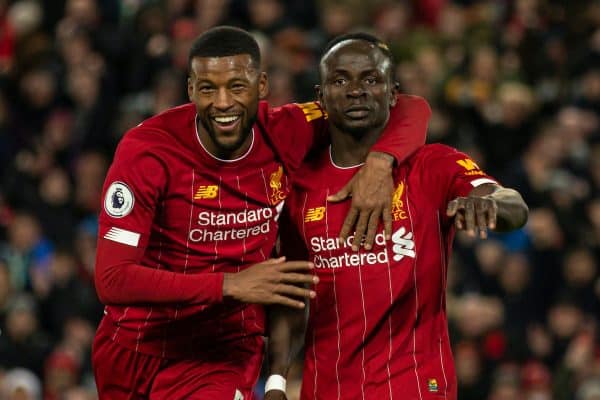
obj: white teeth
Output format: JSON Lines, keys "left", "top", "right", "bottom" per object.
{"left": 213, "top": 116, "right": 239, "bottom": 124}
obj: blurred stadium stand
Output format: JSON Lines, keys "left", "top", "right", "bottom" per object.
{"left": 0, "top": 0, "right": 598, "bottom": 399}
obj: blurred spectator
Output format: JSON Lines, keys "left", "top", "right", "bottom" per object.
{"left": 0, "top": 367, "right": 42, "bottom": 400}
{"left": 0, "top": 0, "right": 596, "bottom": 397}
{"left": 0, "top": 258, "right": 13, "bottom": 330}
{"left": 0, "top": 294, "right": 51, "bottom": 377}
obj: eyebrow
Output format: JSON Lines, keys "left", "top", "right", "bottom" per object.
{"left": 331, "top": 68, "right": 380, "bottom": 75}
{"left": 193, "top": 76, "right": 252, "bottom": 84}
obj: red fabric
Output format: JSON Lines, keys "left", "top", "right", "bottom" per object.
{"left": 282, "top": 135, "right": 497, "bottom": 399}
{"left": 93, "top": 318, "right": 264, "bottom": 399}
{"left": 95, "top": 238, "right": 224, "bottom": 306}
{"left": 0, "top": 17, "right": 15, "bottom": 61}
{"left": 371, "top": 95, "right": 431, "bottom": 163}
{"left": 94, "top": 102, "right": 300, "bottom": 357}
{"left": 94, "top": 96, "right": 428, "bottom": 358}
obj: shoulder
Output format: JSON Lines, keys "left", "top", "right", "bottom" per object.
{"left": 136, "top": 103, "right": 196, "bottom": 133}
{"left": 118, "top": 104, "right": 196, "bottom": 154}
{"left": 291, "top": 148, "right": 329, "bottom": 187}
{"left": 408, "top": 143, "right": 461, "bottom": 165}
{"left": 395, "top": 94, "right": 431, "bottom": 116}
{"left": 258, "top": 100, "right": 326, "bottom": 125}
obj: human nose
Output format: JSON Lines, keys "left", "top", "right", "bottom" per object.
{"left": 346, "top": 80, "right": 365, "bottom": 98}
{"left": 213, "top": 88, "right": 234, "bottom": 110}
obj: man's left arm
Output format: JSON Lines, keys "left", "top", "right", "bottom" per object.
{"left": 446, "top": 184, "right": 529, "bottom": 239}
{"left": 265, "top": 96, "right": 430, "bottom": 250}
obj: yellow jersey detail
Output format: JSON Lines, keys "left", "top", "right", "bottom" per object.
{"left": 305, "top": 207, "right": 325, "bottom": 222}
{"left": 296, "top": 102, "right": 326, "bottom": 122}
{"left": 194, "top": 185, "right": 218, "bottom": 200}
{"left": 391, "top": 182, "right": 408, "bottom": 220}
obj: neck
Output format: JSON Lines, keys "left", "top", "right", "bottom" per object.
{"left": 329, "top": 124, "right": 385, "bottom": 167}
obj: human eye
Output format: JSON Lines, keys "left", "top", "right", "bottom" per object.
{"left": 230, "top": 82, "right": 247, "bottom": 93}
{"left": 365, "top": 76, "right": 377, "bottom": 85}
{"left": 198, "top": 85, "right": 215, "bottom": 94}
{"left": 334, "top": 77, "right": 347, "bottom": 86}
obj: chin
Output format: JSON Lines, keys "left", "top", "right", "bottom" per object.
{"left": 215, "top": 138, "right": 244, "bottom": 152}
{"left": 216, "top": 130, "right": 253, "bottom": 152}
{"left": 342, "top": 121, "right": 374, "bottom": 134}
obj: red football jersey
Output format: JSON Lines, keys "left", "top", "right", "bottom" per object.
{"left": 94, "top": 98, "right": 427, "bottom": 358}
{"left": 282, "top": 143, "right": 498, "bottom": 400}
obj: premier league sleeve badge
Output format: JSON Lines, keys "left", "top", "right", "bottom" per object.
{"left": 104, "top": 181, "right": 135, "bottom": 218}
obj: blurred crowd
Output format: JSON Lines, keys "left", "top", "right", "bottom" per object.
{"left": 0, "top": 0, "right": 598, "bottom": 399}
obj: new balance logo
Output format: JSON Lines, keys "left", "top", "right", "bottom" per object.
{"left": 194, "top": 185, "right": 218, "bottom": 199}
{"left": 305, "top": 207, "right": 325, "bottom": 222}
{"left": 391, "top": 227, "right": 415, "bottom": 261}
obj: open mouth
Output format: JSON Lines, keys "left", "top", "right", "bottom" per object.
{"left": 344, "top": 106, "right": 370, "bottom": 119}
{"left": 211, "top": 115, "right": 241, "bottom": 130}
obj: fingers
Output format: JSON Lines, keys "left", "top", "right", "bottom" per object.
{"left": 464, "top": 199, "right": 476, "bottom": 237}
{"left": 339, "top": 207, "right": 358, "bottom": 242}
{"left": 275, "top": 283, "right": 316, "bottom": 299}
{"left": 363, "top": 209, "right": 381, "bottom": 250}
{"left": 487, "top": 201, "right": 498, "bottom": 230}
{"left": 277, "top": 261, "right": 314, "bottom": 272}
{"left": 475, "top": 202, "right": 487, "bottom": 239}
{"left": 263, "top": 257, "right": 286, "bottom": 264}
{"left": 454, "top": 213, "right": 465, "bottom": 230}
{"left": 270, "top": 294, "right": 306, "bottom": 309}
{"left": 351, "top": 212, "right": 370, "bottom": 251}
{"left": 449, "top": 197, "right": 498, "bottom": 239}
{"left": 383, "top": 203, "right": 392, "bottom": 240}
{"left": 447, "top": 199, "right": 459, "bottom": 217}
{"left": 327, "top": 181, "right": 352, "bottom": 203}
{"left": 278, "top": 272, "right": 319, "bottom": 285}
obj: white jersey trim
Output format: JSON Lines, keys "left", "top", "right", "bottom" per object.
{"left": 328, "top": 146, "right": 364, "bottom": 170}
{"left": 103, "top": 227, "right": 141, "bottom": 247}
{"left": 470, "top": 178, "right": 496, "bottom": 187}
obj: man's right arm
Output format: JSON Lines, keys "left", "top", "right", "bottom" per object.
{"left": 96, "top": 243, "right": 317, "bottom": 307}
{"left": 94, "top": 136, "right": 227, "bottom": 306}
{"left": 95, "top": 134, "right": 316, "bottom": 308}
{"left": 95, "top": 239, "right": 224, "bottom": 305}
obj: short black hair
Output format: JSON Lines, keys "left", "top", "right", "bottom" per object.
{"left": 188, "top": 26, "right": 261, "bottom": 71}
{"left": 320, "top": 32, "right": 395, "bottom": 78}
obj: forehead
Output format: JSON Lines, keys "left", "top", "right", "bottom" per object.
{"left": 322, "top": 40, "right": 389, "bottom": 73}
{"left": 190, "top": 54, "right": 256, "bottom": 79}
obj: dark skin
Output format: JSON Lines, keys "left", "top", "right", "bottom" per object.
{"left": 447, "top": 183, "right": 528, "bottom": 238}
{"left": 265, "top": 39, "right": 400, "bottom": 400}
{"left": 321, "top": 41, "right": 397, "bottom": 250}
{"left": 187, "top": 54, "right": 400, "bottom": 309}
{"left": 188, "top": 56, "right": 267, "bottom": 159}
{"left": 265, "top": 39, "right": 528, "bottom": 399}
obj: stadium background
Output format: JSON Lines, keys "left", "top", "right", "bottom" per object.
{"left": 0, "top": 0, "right": 598, "bottom": 399}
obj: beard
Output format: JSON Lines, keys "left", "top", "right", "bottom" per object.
{"left": 198, "top": 112, "right": 258, "bottom": 153}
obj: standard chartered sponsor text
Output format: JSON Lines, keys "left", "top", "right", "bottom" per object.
{"left": 314, "top": 251, "right": 389, "bottom": 268}
{"left": 189, "top": 207, "right": 273, "bottom": 242}
{"left": 311, "top": 232, "right": 389, "bottom": 268}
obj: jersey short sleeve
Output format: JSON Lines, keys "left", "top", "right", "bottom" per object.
{"left": 420, "top": 144, "right": 498, "bottom": 215}
{"left": 259, "top": 101, "right": 328, "bottom": 175}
